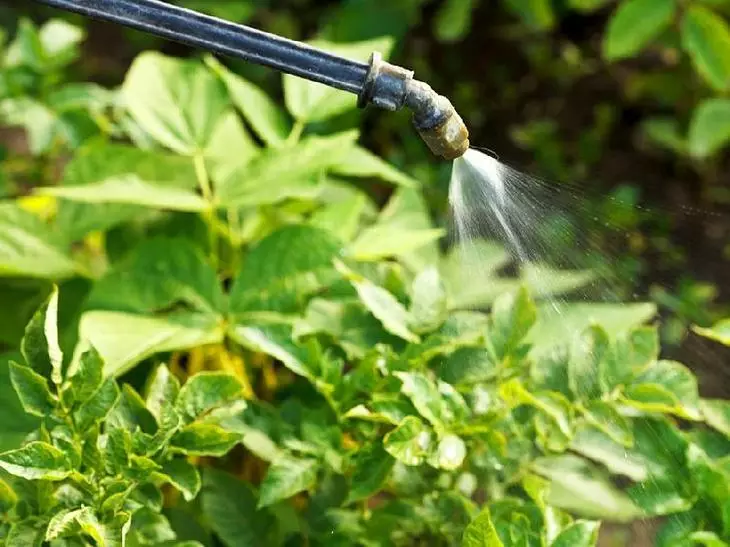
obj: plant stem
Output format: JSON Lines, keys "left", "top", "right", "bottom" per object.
{"left": 286, "top": 120, "right": 305, "bottom": 145}
{"left": 193, "top": 153, "right": 218, "bottom": 268}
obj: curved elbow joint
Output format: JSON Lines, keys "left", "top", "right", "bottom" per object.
{"left": 358, "top": 53, "right": 470, "bottom": 161}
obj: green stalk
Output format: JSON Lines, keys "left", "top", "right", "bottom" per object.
{"left": 193, "top": 153, "right": 219, "bottom": 268}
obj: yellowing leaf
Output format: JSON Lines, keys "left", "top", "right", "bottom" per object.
{"left": 693, "top": 318, "right": 730, "bottom": 346}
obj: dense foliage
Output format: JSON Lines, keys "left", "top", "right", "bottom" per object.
{"left": 1, "top": 3, "right": 730, "bottom": 546}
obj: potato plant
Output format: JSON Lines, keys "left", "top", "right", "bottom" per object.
{"left": 1, "top": 18, "right": 730, "bottom": 547}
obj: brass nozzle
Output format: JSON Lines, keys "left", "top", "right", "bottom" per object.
{"left": 358, "top": 53, "right": 470, "bottom": 161}
{"left": 406, "top": 80, "right": 470, "bottom": 160}
{"left": 413, "top": 99, "right": 470, "bottom": 160}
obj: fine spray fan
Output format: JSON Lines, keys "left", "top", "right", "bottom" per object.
{"left": 33, "top": 0, "right": 471, "bottom": 160}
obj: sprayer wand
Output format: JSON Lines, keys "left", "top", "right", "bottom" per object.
{"left": 32, "top": 0, "right": 470, "bottom": 160}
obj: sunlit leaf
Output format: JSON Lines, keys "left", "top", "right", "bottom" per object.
{"left": 205, "top": 55, "right": 291, "bottom": 145}
{"left": 122, "top": 52, "right": 228, "bottom": 155}
{"left": 694, "top": 319, "right": 730, "bottom": 346}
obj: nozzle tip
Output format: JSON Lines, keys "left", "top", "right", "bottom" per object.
{"left": 417, "top": 108, "right": 470, "bottom": 161}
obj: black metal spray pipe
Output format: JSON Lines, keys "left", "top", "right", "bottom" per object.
{"left": 32, "top": 0, "right": 470, "bottom": 160}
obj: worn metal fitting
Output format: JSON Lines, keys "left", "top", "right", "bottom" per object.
{"left": 404, "top": 80, "right": 470, "bottom": 160}
{"left": 359, "top": 52, "right": 470, "bottom": 160}
{"left": 358, "top": 52, "right": 414, "bottom": 111}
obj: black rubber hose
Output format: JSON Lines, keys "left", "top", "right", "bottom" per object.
{"left": 33, "top": 0, "right": 370, "bottom": 95}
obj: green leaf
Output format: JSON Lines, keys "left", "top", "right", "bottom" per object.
{"left": 130, "top": 508, "right": 176, "bottom": 545}
{"left": 122, "top": 52, "right": 228, "bottom": 155}
{"left": 0, "top": 355, "right": 39, "bottom": 452}
{"left": 9, "top": 361, "right": 55, "bottom": 418}
{"left": 437, "top": 347, "right": 496, "bottom": 385}
{"left": 231, "top": 323, "right": 316, "bottom": 380}
{"left": 7, "top": 520, "right": 46, "bottom": 546}
{"left": 258, "top": 457, "right": 318, "bottom": 508}
{"left": 6, "top": 18, "right": 46, "bottom": 70}
{"left": 682, "top": 5, "right": 730, "bottom": 91}
{"left": 330, "top": 146, "right": 418, "bottom": 188}
{"left": 628, "top": 476, "right": 693, "bottom": 516}
{"left": 571, "top": 426, "right": 648, "bottom": 482}
{"left": 46, "top": 507, "right": 108, "bottom": 544}
{"left": 570, "top": 0, "right": 611, "bottom": 12}
{"left": 293, "top": 298, "right": 385, "bottom": 359}
{"left": 342, "top": 264, "right": 419, "bottom": 342}
{"left": 500, "top": 380, "right": 573, "bottom": 439}
{"left": 0, "top": 204, "right": 78, "bottom": 279}
{"left": 490, "top": 286, "right": 536, "bottom": 359}
{"left": 694, "top": 318, "right": 730, "bottom": 346}
{"left": 441, "top": 241, "right": 511, "bottom": 309}
{"left": 462, "top": 508, "right": 504, "bottom": 547}
{"left": 533, "top": 455, "right": 642, "bottom": 522}
{"left": 347, "top": 443, "right": 395, "bottom": 503}
{"left": 146, "top": 364, "right": 181, "bottom": 425}
{"left": 582, "top": 401, "right": 633, "bottom": 447}
{"left": 528, "top": 302, "right": 656, "bottom": 359}
{"left": 106, "top": 384, "right": 157, "bottom": 434}
{"left": 41, "top": 174, "right": 208, "bottom": 212}
{"left": 69, "top": 346, "right": 104, "bottom": 403}
{"left": 569, "top": 326, "right": 609, "bottom": 400}
{"left": 176, "top": 372, "right": 243, "bottom": 424}
{"left": 383, "top": 416, "right": 434, "bottom": 466}
{"left": 79, "top": 311, "right": 225, "bottom": 377}
{"left": 642, "top": 117, "right": 687, "bottom": 155}
{"left": 348, "top": 224, "right": 444, "bottom": 263}
{"left": 37, "top": 19, "right": 84, "bottom": 67}
{"left": 205, "top": 55, "right": 291, "bottom": 146}
{"left": 435, "top": 0, "right": 478, "bottom": 42}
{"left": 55, "top": 142, "right": 198, "bottom": 240}
{"left": 349, "top": 187, "right": 442, "bottom": 267}
{"left": 160, "top": 458, "right": 201, "bottom": 501}
{"left": 688, "top": 532, "right": 730, "bottom": 547}
{"left": 504, "top": 0, "right": 555, "bottom": 30}
{"left": 395, "top": 372, "right": 465, "bottom": 430}
{"left": 688, "top": 99, "right": 730, "bottom": 158}
{"left": 701, "top": 399, "right": 730, "bottom": 437}
{"left": 687, "top": 445, "right": 730, "bottom": 533}
{"left": 551, "top": 521, "right": 600, "bottom": 547}
{"left": 172, "top": 423, "right": 240, "bottom": 456}
{"left": 603, "top": 0, "right": 676, "bottom": 60}
{"left": 202, "top": 468, "right": 274, "bottom": 547}
{"left": 216, "top": 131, "right": 358, "bottom": 207}
{"left": 310, "top": 192, "right": 369, "bottom": 243}
{"left": 409, "top": 267, "right": 448, "bottom": 333}
{"left": 0, "top": 477, "right": 17, "bottom": 514}
{"left": 230, "top": 225, "right": 342, "bottom": 314}
{"left": 74, "top": 378, "right": 120, "bottom": 430}
{"left": 284, "top": 37, "right": 394, "bottom": 122}
{"left": 624, "top": 360, "right": 701, "bottom": 419}
{"left": 89, "top": 237, "right": 223, "bottom": 316}
{"left": 21, "top": 287, "right": 63, "bottom": 384}
{"left": 0, "top": 441, "right": 71, "bottom": 480}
